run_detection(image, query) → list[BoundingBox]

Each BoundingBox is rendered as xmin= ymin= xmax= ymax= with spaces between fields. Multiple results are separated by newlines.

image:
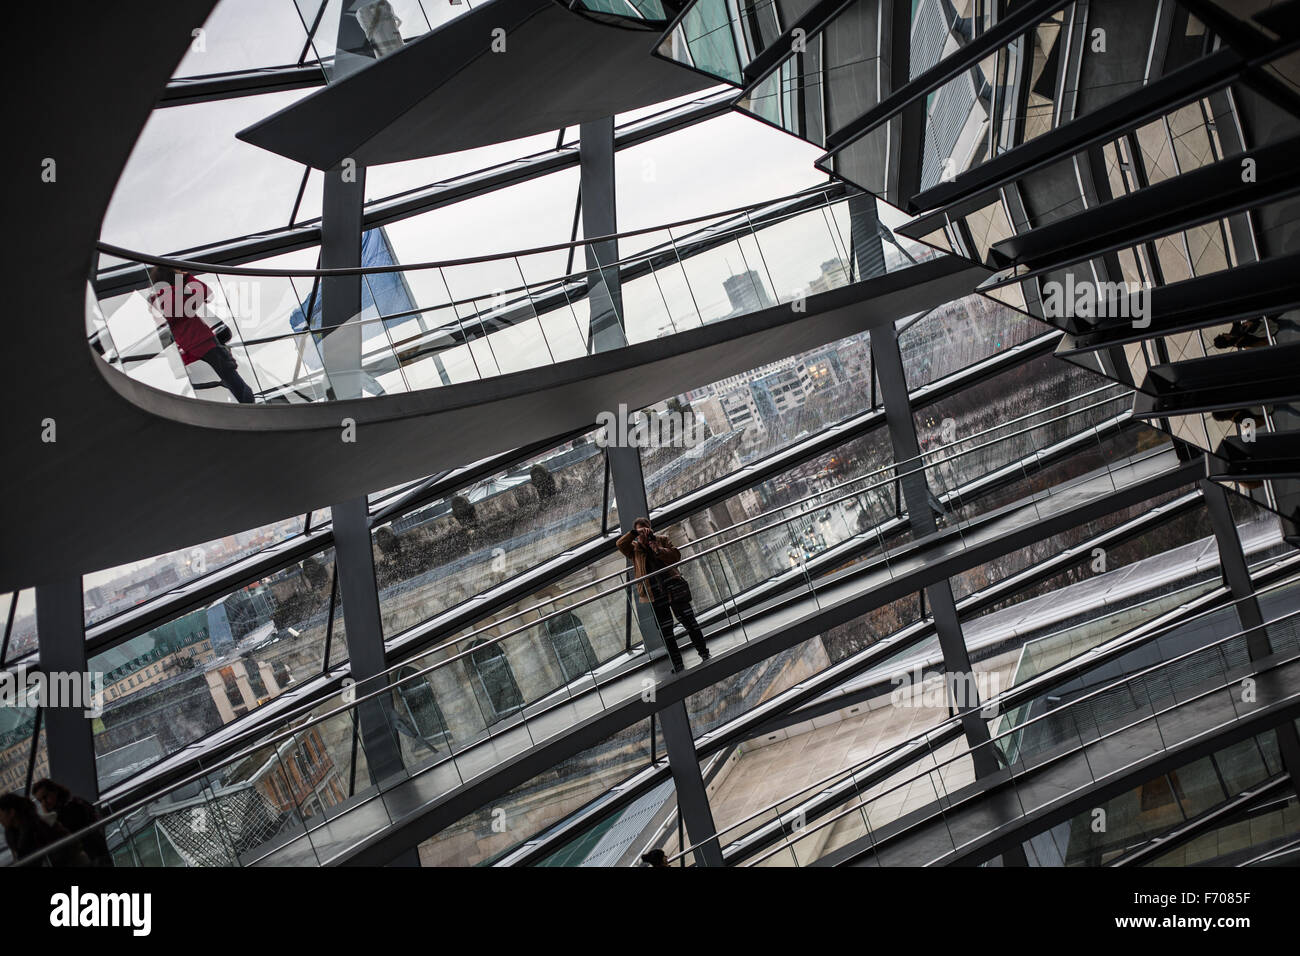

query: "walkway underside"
xmin=238 ymin=0 xmax=716 ymax=168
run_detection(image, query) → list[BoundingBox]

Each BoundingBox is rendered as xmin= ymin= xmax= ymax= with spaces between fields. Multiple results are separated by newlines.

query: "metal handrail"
xmin=22 ymin=536 xmax=1289 ymax=871
xmin=667 ymin=568 xmax=1300 ymax=860
xmin=742 ymin=602 xmax=1300 ymax=866
xmin=93 ymin=184 xmax=863 ymax=376
xmin=125 ymin=393 xmax=1139 ymax=783
xmin=12 ymin=394 xmax=1146 ymax=866
xmin=348 ymin=390 xmax=1136 ymax=693
xmin=94 ymin=185 xmax=858 ymax=279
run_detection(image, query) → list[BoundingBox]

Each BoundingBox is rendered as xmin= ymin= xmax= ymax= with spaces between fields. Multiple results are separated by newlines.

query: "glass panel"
xmin=899 ymin=293 xmax=1038 ymax=390
xmin=2 ymin=590 xmax=38 ymax=664
xmin=0 ymin=706 xmax=46 ymax=802
xmin=416 ymin=720 xmax=656 ymax=865
xmin=102 ymin=92 xmax=312 ymax=254
xmin=91 ymin=550 xmax=340 ymax=790
xmin=83 ymin=515 xmax=310 ymax=628
xmin=373 ymin=432 xmax=608 ymax=638
xmin=643 ymin=328 xmax=873 ymax=508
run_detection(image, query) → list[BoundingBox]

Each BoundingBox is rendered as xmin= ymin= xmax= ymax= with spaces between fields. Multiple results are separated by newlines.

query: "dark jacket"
xmin=5 ymin=817 xmax=78 ymax=866
xmin=54 ymin=796 xmax=110 ymax=863
xmin=616 ymin=530 xmax=683 ymax=603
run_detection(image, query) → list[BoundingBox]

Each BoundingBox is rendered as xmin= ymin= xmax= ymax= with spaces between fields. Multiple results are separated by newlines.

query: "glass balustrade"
xmin=651 ymin=570 xmax=1300 ymax=866
xmin=13 ymin=392 xmax=1182 ymax=867
xmin=89 ymin=189 xmax=925 ymax=406
xmin=739 ymin=600 xmax=1300 ymax=866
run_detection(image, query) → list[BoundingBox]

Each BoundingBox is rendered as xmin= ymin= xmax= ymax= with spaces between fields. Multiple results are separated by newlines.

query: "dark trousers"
xmin=199 ymin=346 xmax=256 ymax=403
xmin=651 ymin=578 xmax=708 ymax=669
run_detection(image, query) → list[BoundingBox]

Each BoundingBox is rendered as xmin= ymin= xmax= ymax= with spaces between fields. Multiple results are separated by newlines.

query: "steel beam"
xmin=318 ymin=9 xmax=405 ymax=788
xmin=1203 ymin=479 xmax=1270 ymax=656
xmin=605 ymin=423 xmax=668 ymax=662
xmin=896 ymin=48 xmax=1245 ymax=214
xmin=822 ymin=0 xmax=1073 ymax=153
xmin=318 ymin=163 xmax=368 ymax=399
xmin=658 ymin=701 xmax=724 ymax=866
xmin=580 ymin=116 xmax=627 ymax=352
xmin=160 ymin=64 xmax=325 ymax=107
xmin=35 ymin=577 xmax=98 ymax=800
xmin=331 ymin=496 xmax=405 ymax=786
xmin=868 ymin=314 xmax=1002 ymax=782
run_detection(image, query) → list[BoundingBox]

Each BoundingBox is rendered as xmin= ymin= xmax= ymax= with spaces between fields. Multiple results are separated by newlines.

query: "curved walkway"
xmin=0 ymin=0 xmax=983 ymax=587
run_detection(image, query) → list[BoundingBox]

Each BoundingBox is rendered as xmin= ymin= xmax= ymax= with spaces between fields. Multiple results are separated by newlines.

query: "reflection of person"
xmin=147 ymin=266 xmax=256 ymax=403
xmin=0 ymin=792 xmax=82 ymax=866
xmin=356 ymin=0 xmax=404 ymax=56
xmin=617 ymin=518 xmax=709 ymax=673
xmin=641 ymin=848 xmax=671 ymax=867
xmin=32 ymin=779 xmax=111 ymax=866
xmin=1213 ymin=318 xmax=1269 ymax=351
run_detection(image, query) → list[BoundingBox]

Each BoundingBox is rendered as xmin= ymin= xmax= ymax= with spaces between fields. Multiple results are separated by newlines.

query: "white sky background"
xmin=102 ymin=0 xmax=846 ymax=257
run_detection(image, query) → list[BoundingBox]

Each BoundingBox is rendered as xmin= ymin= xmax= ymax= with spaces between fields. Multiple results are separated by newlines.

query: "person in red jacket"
xmin=147 ymin=266 xmax=256 ymax=403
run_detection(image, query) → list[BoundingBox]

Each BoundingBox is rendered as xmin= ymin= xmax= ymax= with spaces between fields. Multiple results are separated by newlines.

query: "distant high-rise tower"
xmin=723 ymin=271 xmax=775 ymax=315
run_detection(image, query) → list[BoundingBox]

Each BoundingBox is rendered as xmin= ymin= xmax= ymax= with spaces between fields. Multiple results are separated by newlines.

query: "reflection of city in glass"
xmin=12 ymin=0 xmax=1300 ymax=876
xmin=86 ymin=552 xmax=338 ymax=791
xmin=39 ymin=296 xmax=1107 ymax=808
xmin=80 ymin=514 xmax=308 ymax=630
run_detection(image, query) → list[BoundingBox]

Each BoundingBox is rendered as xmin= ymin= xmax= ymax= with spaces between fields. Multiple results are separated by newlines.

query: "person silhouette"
xmin=617 ymin=518 xmax=709 ymax=673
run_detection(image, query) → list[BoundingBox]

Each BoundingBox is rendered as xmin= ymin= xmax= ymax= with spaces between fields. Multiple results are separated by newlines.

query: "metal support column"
xmin=331 ymin=497 xmax=405 ymax=786
xmin=659 ymin=700 xmax=724 ymax=867
xmin=869 ymin=319 xmax=1002 ymax=781
xmin=605 ymin=410 xmax=722 ymax=864
xmin=1202 ymin=479 xmax=1270 ymax=657
xmin=319 ymin=5 xmax=405 ymax=788
xmin=847 ymin=191 xmax=887 ymax=280
xmin=35 ymin=576 xmax=97 ymax=800
xmin=317 ymin=0 xmax=383 ymax=400
xmin=852 ymin=195 xmax=1016 ymax=854
xmin=606 ymin=414 xmax=669 ymax=662
xmin=319 ymin=159 xmax=367 ymax=400
xmin=1202 ymin=479 xmax=1300 ymax=784
xmin=580 ymin=116 xmax=627 ymax=353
